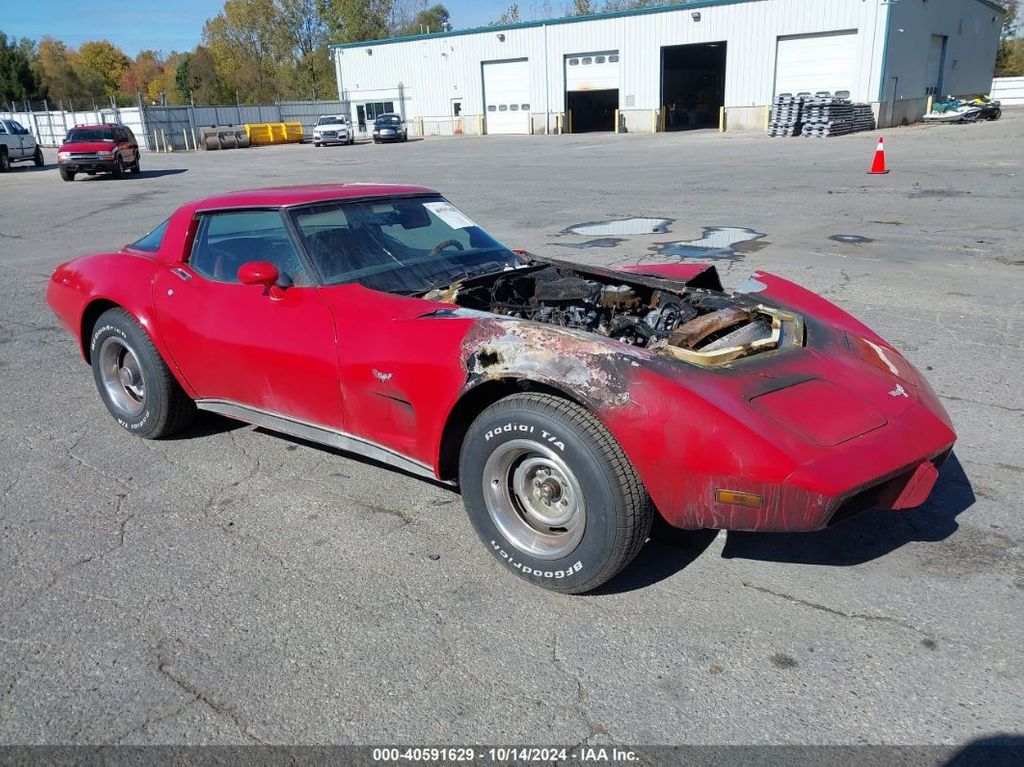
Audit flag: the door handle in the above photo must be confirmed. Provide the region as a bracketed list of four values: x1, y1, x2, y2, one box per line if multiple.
[170, 267, 192, 281]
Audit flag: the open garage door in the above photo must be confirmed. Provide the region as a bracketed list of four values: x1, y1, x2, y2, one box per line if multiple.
[661, 42, 726, 131]
[565, 52, 619, 132]
[774, 31, 859, 97]
[483, 59, 531, 135]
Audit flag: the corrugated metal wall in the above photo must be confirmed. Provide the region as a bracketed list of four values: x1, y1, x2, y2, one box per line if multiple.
[334, 0, 889, 130]
[991, 77, 1024, 106]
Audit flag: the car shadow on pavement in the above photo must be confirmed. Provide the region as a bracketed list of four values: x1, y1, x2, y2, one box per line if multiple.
[943, 733, 1023, 766]
[720, 452, 975, 567]
[592, 525, 720, 595]
[166, 411, 247, 439]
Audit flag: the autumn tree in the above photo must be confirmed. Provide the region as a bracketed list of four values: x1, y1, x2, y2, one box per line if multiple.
[75, 40, 131, 100]
[204, 0, 282, 102]
[492, 3, 520, 24]
[120, 49, 163, 100]
[276, 0, 334, 99]
[996, 0, 1023, 76]
[324, 0, 394, 42]
[398, 3, 452, 35]
[0, 32, 46, 102]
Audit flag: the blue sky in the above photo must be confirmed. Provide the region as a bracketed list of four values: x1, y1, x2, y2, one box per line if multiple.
[3, 1, 551, 56]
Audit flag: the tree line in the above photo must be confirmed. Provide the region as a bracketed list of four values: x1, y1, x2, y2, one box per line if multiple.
[2, 0, 1021, 108]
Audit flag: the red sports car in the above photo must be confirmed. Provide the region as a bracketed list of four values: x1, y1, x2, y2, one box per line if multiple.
[46, 184, 956, 593]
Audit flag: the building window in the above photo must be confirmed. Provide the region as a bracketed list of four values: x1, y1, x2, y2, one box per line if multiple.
[498, 104, 508, 111]
[582, 57, 592, 65]
[521, 103, 530, 110]
[487, 105, 496, 111]
[363, 101, 395, 120]
[569, 58, 579, 66]
[609, 54, 620, 63]
[509, 104, 519, 111]
[595, 55, 606, 63]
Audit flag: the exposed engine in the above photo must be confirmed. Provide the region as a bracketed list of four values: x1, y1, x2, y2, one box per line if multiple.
[430, 262, 801, 366]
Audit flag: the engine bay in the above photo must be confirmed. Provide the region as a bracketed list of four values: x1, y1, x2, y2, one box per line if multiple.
[426, 261, 803, 366]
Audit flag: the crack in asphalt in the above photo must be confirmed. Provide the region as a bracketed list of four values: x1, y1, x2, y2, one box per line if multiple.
[551, 634, 611, 747]
[152, 638, 266, 744]
[741, 582, 933, 638]
[937, 394, 1023, 415]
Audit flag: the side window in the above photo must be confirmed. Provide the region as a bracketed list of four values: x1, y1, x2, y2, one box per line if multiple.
[189, 210, 308, 286]
[0, 123, 7, 135]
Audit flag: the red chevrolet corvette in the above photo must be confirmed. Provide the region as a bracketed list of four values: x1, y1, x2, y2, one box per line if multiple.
[46, 184, 956, 593]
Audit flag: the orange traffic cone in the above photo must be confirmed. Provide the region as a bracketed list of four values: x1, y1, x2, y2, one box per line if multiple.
[869, 137, 889, 174]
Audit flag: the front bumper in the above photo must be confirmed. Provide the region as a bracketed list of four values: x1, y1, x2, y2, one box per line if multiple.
[59, 159, 118, 173]
[374, 132, 402, 142]
[660, 402, 956, 532]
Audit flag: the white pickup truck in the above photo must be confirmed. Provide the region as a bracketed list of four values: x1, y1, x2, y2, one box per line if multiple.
[0, 119, 44, 171]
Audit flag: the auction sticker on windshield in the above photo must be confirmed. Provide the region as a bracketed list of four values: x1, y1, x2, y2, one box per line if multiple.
[424, 201, 477, 229]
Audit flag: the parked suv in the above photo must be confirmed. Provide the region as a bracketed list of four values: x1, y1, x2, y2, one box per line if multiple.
[57, 124, 140, 181]
[372, 113, 408, 143]
[312, 114, 354, 146]
[0, 119, 44, 171]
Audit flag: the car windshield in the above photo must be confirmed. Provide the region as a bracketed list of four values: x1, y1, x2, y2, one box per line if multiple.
[375, 115, 401, 126]
[290, 195, 519, 294]
[66, 128, 115, 142]
[317, 116, 345, 125]
[128, 218, 171, 252]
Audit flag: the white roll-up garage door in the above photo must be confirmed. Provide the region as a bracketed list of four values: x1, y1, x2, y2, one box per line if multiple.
[774, 31, 859, 97]
[565, 51, 620, 91]
[483, 59, 531, 135]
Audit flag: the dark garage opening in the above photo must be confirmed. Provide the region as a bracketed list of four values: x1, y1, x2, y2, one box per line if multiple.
[567, 89, 619, 133]
[661, 42, 726, 130]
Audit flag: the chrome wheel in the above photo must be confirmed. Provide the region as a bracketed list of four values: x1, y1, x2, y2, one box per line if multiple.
[98, 336, 146, 416]
[482, 439, 586, 560]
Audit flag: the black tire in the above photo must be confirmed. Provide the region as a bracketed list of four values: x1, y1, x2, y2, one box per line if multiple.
[59, 167, 75, 181]
[89, 308, 195, 439]
[111, 156, 125, 179]
[33, 146, 44, 167]
[459, 393, 653, 594]
[130, 154, 141, 174]
[0, 150, 9, 172]
[314, 142, 321, 147]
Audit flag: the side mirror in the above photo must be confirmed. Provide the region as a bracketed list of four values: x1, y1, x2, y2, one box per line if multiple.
[238, 261, 279, 287]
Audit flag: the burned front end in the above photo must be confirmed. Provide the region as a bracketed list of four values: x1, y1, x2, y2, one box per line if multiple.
[426, 258, 803, 367]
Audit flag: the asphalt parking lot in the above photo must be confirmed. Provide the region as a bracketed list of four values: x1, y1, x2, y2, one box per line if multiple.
[1, 115, 1022, 748]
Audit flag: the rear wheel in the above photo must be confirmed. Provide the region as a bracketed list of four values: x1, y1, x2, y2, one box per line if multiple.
[33, 146, 44, 167]
[130, 154, 141, 174]
[59, 167, 75, 181]
[111, 156, 125, 179]
[90, 308, 195, 439]
[459, 393, 653, 594]
[0, 150, 9, 172]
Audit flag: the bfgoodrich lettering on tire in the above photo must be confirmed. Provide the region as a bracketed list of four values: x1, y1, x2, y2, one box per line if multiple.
[90, 308, 194, 439]
[459, 393, 653, 594]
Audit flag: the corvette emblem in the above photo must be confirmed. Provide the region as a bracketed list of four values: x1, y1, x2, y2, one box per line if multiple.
[372, 369, 393, 382]
[889, 384, 908, 398]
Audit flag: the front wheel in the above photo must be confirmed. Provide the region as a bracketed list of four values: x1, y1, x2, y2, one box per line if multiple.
[33, 146, 44, 167]
[59, 167, 75, 181]
[459, 393, 653, 594]
[90, 308, 195, 439]
[0, 151, 9, 172]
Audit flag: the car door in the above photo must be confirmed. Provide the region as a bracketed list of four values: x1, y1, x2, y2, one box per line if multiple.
[152, 208, 344, 429]
[121, 127, 139, 165]
[1, 121, 22, 159]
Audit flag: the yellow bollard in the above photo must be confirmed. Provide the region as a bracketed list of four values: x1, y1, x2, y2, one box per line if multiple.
[764, 105, 771, 132]
[614, 108, 620, 134]
[719, 106, 726, 133]
[926, 95, 934, 114]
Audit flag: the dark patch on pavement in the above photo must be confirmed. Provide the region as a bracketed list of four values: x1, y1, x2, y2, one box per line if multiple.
[770, 653, 798, 669]
[552, 237, 625, 249]
[565, 217, 673, 236]
[651, 226, 767, 260]
[830, 234, 874, 244]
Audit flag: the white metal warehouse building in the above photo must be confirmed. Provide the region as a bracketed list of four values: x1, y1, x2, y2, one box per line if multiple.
[331, 0, 1005, 136]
